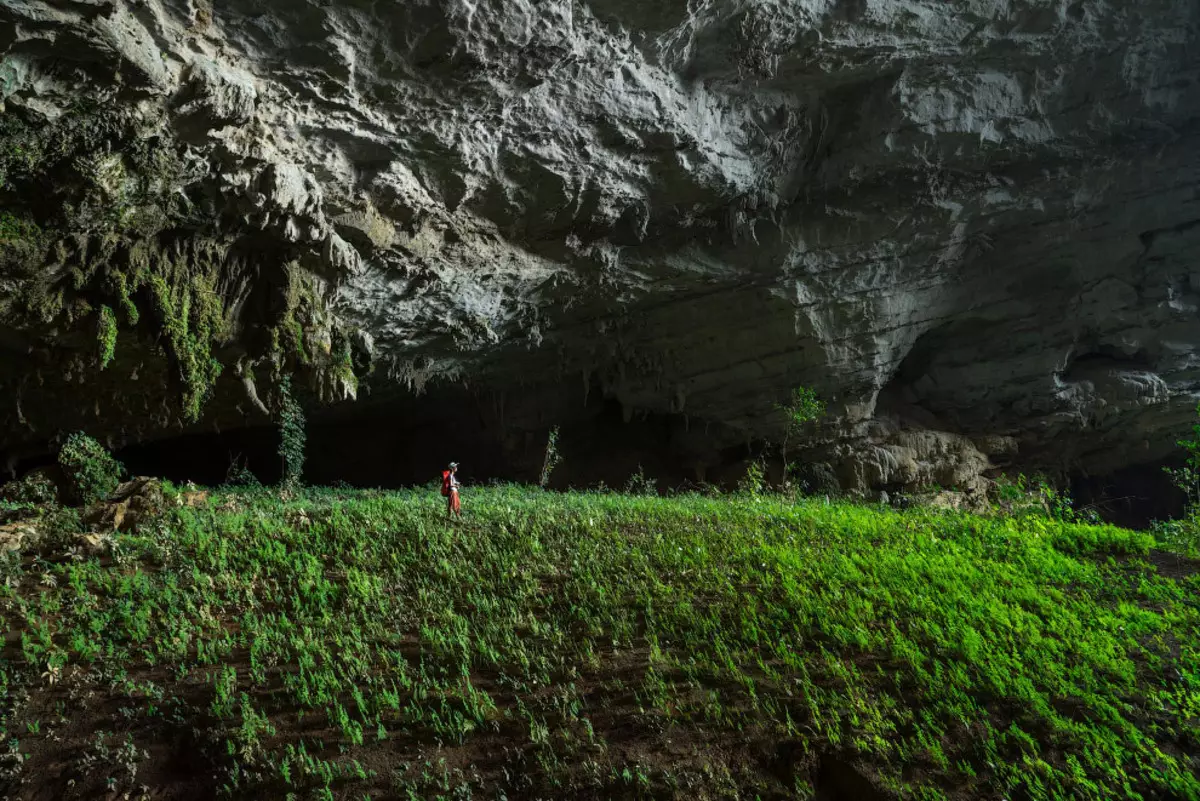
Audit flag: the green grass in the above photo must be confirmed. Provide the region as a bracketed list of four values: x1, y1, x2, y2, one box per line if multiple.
[1, 485, 1197, 800]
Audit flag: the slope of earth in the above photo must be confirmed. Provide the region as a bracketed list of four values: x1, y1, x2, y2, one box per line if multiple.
[1, 484, 1198, 800]
[2, 0, 1200, 489]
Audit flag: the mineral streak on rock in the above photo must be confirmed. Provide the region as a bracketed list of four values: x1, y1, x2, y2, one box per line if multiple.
[0, 0, 1198, 490]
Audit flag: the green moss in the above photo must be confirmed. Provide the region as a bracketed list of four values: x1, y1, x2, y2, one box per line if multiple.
[97, 304, 117, 369]
[288, 315, 309, 365]
[0, 211, 41, 244]
[268, 266, 322, 367]
[0, 103, 240, 424]
[147, 267, 227, 422]
[108, 270, 140, 325]
[331, 331, 358, 394]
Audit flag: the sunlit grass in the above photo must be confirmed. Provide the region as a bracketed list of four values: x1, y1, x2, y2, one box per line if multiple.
[1, 484, 1197, 799]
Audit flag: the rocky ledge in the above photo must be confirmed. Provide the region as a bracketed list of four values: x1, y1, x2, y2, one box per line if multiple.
[1, 0, 1199, 494]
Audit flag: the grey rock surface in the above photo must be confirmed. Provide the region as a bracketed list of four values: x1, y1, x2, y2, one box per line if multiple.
[1, 0, 1199, 487]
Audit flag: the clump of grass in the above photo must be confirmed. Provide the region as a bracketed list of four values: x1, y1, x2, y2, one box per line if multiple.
[0, 483, 1196, 800]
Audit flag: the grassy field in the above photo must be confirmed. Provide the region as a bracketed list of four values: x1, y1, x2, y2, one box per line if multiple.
[1, 483, 1198, 800]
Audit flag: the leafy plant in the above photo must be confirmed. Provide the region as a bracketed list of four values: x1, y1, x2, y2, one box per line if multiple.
[0, 470, 59, 506]
[623, 465, 656, 496]
[277, 377, 305, 487]
[97, 305, 118, 369]
[223, 455, 261, 489]
[737, 459, 765, 497]
[1156, 403, 1200, 556]
[57, 432, 124, 505]
[774, 386, 824, 488]
[994, 473, 1098, 524]
[539, 426, 562, 489]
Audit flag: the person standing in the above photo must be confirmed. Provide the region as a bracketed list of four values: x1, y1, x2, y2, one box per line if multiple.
[442, 462, 462, 520]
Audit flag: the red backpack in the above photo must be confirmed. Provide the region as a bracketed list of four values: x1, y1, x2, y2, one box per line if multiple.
[440, 470, 451, 497]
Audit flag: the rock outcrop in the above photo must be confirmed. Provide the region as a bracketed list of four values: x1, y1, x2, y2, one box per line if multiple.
[1, 0, 1199, 492]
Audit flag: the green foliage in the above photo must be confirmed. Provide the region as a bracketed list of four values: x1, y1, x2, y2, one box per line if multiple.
[0, 484, 1193, 800]
[148, 271, 226, 422]
[1156, 403, 1200, 557]
[96, 305, 118, 369]
[270, 267, 319, 369]
[778, 386, 825, 433]
[277, 377, 306, 487]
[223, 456, 261, 489]
[330, 332, 357, 395]
[1166, 404, 1200, 509]
[623, 465, 656, 496]
[57, 432, 124, 505]
[737, 459, 766, 497]
[1, 105, 235, 424]
[0, 471, 59, 507]
[774, 386, 826, 489]
[1149, 517, 1200, 558]
[994, 473, 1098, 524]
[0, 212, 42, 245]
[107, 271, 140, 325]
[539, 427, 562, 489]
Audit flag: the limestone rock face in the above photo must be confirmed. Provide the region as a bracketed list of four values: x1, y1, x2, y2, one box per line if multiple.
[1, 0, 1199, 487]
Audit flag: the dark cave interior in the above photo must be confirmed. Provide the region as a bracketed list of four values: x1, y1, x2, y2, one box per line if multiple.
[2, 377, 1188, 530]
[104, 386, 758, 494]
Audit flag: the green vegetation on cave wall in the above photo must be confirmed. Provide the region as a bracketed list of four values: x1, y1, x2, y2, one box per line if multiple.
[0, 102, 361, 435]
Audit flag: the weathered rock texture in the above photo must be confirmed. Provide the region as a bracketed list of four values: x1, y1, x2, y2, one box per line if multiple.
[1, 0, 1199, 490]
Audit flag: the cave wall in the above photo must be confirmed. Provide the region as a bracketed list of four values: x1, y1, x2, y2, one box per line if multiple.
[2, 0, 1200, 495]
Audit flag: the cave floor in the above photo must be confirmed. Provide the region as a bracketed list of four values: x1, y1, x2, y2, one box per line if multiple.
[0, 485, 1197, 800]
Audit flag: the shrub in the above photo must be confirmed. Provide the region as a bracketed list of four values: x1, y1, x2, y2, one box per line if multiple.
[1165, 404, 1200, 505]
[992, 473, 1098, 524]
[623, 465, 657, 496]
[277, 377, 305, 487]
[539, 426, 562, 489]
[57, 432, 124, 505]
[1156, 403, 1200, 556]
[0, 469, 59, 506]
[737, 459, 765, 497]
[224, 455, 262, 489]
[97, 304, 117, 369]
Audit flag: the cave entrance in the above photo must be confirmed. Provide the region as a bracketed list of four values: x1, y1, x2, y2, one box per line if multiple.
[104, 380, 751, 492]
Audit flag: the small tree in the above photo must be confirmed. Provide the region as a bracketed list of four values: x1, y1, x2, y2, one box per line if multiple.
[539, 426, 562, 489]
[277, 377, 306, 488]
[775, 386, 825, 488]
[737, 459, 766, 498]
